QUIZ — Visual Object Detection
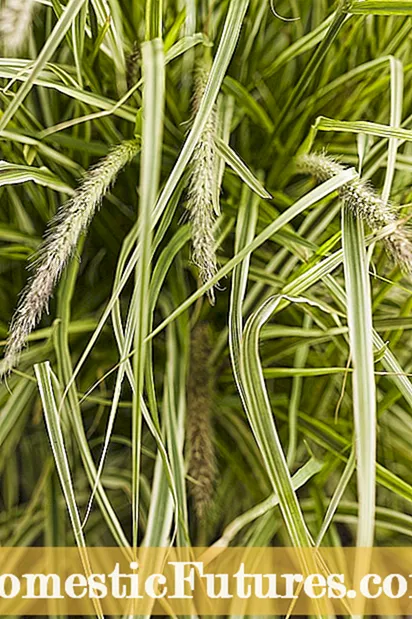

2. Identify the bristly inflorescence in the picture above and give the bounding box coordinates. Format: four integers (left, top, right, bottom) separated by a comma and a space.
186, 322, 216, 523
0, 0, 36, 54
1, 139, 139, 378
186, 61, 219, 305
126, 41, 141, 91
298, 152, 412, 273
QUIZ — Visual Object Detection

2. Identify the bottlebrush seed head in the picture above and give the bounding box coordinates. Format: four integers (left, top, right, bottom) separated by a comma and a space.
298, 152, 412, 273
186, 61, 219, 305
1, 139, 139, 378
186, 322, 216, 523
0, 0, 36, 54
126, 41, 141, 91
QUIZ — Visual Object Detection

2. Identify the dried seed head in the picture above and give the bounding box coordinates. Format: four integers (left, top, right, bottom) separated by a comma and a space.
126, 41, 141, 91
186, 62, 218, 304
298, 152, 412, 272
186, 322, 216, 523
0, 0, 35, 55
1, 139, 139, 377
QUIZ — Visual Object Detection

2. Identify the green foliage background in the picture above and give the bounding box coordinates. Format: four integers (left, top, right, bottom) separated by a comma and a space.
1, 0, 412, 568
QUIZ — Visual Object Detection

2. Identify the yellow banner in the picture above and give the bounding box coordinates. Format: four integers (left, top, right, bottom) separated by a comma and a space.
0, 547, 412, 615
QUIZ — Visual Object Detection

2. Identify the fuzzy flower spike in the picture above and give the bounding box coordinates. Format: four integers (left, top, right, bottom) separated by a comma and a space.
186, 60, 219, 305
187, 322, 216, 523
1, 139, 139, 377
0, 0, 36, 55
298, 152, 412, 273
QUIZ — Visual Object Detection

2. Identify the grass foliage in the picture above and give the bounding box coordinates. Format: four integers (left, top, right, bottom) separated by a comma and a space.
1, 0, 412, 578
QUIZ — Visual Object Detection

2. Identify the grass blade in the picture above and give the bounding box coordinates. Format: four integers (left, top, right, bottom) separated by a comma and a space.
34, 362, 103, 619
342, 206, 376, 547
148, 169, 357, 340
0, 0, 87, 131
215, 138, 272, 199
349, 0, 412, 14
132, 37, 165, 548
242, 299, 298, 541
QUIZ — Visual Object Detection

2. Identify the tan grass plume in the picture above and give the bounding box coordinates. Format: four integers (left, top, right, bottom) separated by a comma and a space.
298, 152, 412, 272
1, 139, 139, 377
126, 41, 140, 90
0, 0, 36, 55
186, 322, 216, 522
186, 60, 219, 304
